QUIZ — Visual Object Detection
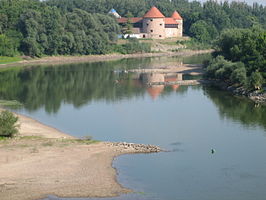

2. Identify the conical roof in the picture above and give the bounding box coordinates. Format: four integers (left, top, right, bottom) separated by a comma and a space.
143, 6, 165, 18
171, 11, 182, 20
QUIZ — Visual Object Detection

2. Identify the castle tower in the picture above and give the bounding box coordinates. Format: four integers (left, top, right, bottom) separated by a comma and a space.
171, 11, 183, 37
142, 6, 166, 39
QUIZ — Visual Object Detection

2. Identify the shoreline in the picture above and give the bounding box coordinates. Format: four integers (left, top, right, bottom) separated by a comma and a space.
204, 80, 266, 104
0, 49, 213, 68
0, 111, 163, 200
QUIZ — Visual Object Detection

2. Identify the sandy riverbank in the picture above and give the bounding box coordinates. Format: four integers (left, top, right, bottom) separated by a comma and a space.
0, 112, 162, 200
0, 49, 213, 68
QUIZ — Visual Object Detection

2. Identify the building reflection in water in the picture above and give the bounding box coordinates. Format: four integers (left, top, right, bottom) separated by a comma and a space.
134, 72, 183, 99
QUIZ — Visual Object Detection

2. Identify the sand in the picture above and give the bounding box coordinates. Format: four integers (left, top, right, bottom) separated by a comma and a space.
0, 112, 160, 200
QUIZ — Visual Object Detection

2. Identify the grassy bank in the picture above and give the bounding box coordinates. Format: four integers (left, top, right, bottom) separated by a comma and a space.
0, 56, 22, 64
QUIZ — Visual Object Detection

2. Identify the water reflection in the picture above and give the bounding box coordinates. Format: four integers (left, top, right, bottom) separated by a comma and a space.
0, 57, 266, 131
136, 72, 183, 99
0, 60, 189, 112
203, 87, 266, 131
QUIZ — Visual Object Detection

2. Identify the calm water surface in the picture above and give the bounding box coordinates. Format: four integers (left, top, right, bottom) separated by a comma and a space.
1, 55, 266, 200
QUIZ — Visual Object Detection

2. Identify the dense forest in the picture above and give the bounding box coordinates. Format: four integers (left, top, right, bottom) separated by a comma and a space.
1, 0, 266, 57
205, 27, 266, 90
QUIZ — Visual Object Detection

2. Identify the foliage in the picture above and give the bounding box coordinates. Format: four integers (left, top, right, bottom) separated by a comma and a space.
176, 39, 212, 50
249, 71, 264, 90
111, 39, 151, 54
1, 0, 266, 55
189, 20, 215, 43
206, 28, 266, 89
0, 110, 19, 137
0, 34, 17, 56
46, 0, 266, 43
0, 0, 120, 57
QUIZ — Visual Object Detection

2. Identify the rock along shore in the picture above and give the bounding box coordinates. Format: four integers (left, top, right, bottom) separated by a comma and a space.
107, 142, 164, 153
205, 80, 266, 104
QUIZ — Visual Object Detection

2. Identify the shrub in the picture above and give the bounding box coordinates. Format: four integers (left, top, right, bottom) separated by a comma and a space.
111, 39, 151, 54
230, 62, 247, 85
0, 110, 19, 137
248, 71, 264, 90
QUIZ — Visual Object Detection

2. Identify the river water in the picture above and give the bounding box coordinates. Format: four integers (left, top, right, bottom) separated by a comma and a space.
1, 55, 266, 200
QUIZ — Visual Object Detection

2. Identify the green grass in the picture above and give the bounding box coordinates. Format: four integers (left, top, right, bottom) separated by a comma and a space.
0, 136, 8, 141
0, 100, 23, 107
0, 56, 22, 64
19, 136, 44, 140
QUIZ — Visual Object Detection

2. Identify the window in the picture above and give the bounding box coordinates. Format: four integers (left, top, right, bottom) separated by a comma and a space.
150, 19, 153, 21
146, 23, 149, 26
160, 23, 162, 26
143, 35, 146, 38
150, 30, 153, 32
165, 24, 178, 28
159, 35, 162, 37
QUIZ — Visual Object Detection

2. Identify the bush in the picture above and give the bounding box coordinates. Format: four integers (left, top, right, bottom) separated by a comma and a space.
0, 110, 19, 137
248, 71, 264, 90
111, 39, 151, 54
176, 39, 212, 50
230, 62, 247, 85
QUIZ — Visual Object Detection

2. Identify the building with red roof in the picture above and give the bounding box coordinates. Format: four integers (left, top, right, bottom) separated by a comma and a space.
115, 6, 183, 39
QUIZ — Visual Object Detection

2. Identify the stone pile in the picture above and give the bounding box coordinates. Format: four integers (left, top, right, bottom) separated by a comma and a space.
249, 92, 266, 103
107, 142, 163, 153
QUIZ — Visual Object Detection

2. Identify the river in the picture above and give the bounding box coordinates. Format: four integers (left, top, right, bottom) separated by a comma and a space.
0, 54, 266, 200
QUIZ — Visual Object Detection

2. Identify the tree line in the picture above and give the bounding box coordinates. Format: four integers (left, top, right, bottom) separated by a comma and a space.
1, 0, 266, 57
0, 0, 122, 57
46, 0, 266, 42
205, 27, 266, 90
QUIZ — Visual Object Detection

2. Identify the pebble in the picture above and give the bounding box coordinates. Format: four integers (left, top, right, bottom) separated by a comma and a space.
107, 142, 163, 153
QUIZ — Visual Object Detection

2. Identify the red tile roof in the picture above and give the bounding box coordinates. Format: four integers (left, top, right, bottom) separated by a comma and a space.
171, 11, 182, 20
143, 6, 165, 18
164, 18, 179, 25
117, 17, 143, 23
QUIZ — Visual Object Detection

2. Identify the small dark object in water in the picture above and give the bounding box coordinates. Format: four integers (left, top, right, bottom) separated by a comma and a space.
211, 149, 216, 154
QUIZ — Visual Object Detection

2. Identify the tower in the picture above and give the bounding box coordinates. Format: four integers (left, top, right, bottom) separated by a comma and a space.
142, 6, 166, 39
171, 11, 183, 37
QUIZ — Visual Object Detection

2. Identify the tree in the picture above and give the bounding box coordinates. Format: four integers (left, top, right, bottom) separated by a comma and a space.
230, 62, 247, 85
0, 110, 19, 138
0, 34, 17, 56
189, 20, 211, 43
249, 71, 264, 90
